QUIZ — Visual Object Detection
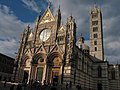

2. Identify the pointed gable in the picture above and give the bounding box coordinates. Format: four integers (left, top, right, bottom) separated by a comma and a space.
49, 44, 64, 55
58, 25, 65, 33
40, 7, 55, 24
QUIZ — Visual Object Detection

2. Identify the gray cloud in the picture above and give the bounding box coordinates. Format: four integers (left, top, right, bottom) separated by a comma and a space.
0, 38, 18, 57
21, 0, 40, 13
0, 4, 33, 58
0, 4, 26, 40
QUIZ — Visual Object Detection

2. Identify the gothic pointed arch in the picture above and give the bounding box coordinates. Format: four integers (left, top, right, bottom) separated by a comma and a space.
21, 55, 31, 66
32, 53, 46, 64
46, 52, 63, 85
47, 52, 62, 63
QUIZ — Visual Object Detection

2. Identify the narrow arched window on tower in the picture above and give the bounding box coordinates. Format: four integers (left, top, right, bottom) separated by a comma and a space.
93, 27, 98, 32
95, 47, 97, 51
94, 41, 97, 45
93, 33, 98, 38
98, 66, 102, 78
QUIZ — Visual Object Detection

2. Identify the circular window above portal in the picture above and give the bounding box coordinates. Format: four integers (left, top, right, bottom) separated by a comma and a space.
39, 28, 51, 42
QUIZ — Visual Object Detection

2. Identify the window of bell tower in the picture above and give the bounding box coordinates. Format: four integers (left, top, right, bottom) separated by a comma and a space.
92, 13, 98, 18
95, 47, 97, 51
93, 27, 98, 32
93, 33, 98, 38
92, 21, 98, 25
94, 41, 97, 45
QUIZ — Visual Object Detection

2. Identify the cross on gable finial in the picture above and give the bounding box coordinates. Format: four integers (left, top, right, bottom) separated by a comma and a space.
27, 24, 30, 30
48, 0, 51, 8
39, 10, 41, 16
59, 5, 60, 9
80, 33, 82, 36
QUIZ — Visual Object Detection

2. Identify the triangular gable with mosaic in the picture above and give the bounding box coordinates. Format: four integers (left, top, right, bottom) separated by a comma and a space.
58, 25, 65, 33
40, 6, 55, 24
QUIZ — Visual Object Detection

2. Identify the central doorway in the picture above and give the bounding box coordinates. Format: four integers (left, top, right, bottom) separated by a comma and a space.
50, 56, 61, 85
52, 71, 59, 85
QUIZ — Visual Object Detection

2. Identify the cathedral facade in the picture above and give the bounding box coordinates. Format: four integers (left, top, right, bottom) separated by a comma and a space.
13, 4, 120, 90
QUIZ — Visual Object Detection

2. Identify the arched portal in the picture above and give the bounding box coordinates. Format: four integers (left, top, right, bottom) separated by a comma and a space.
21, 55, 31, 84
51, 57, 61, 85
46, 52, 62, 85
31, 53, 46, 83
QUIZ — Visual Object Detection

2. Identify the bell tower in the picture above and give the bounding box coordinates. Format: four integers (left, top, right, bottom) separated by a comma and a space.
90, 5, 104, 60
55, 5, 61, 30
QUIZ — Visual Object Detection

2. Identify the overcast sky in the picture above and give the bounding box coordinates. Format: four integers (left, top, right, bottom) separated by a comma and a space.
0, 0, 120, 64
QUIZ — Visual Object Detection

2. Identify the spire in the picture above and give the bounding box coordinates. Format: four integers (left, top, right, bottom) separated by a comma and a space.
70, 13, 72, 17
55, 5, 61, 30
28, 24, 30, 29
24, 25, 30, 34
80, 33, 82, 36
48, 0, 51, 8
38, 11, 41, 16
94, 4, 97, 8
91, 4, 101, 14
56, 5, 61, 15
36, 11, 41, 22
58, 5, 60, 12
61, 21, 64, 25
